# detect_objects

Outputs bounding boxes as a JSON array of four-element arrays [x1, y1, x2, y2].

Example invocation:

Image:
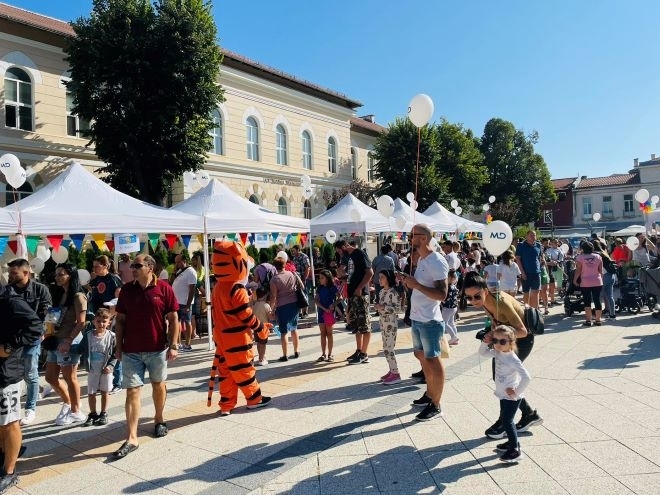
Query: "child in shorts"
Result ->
[[252, 288, 273, 366], [314, 270, 338, 362], [78, 308, 117, 426]]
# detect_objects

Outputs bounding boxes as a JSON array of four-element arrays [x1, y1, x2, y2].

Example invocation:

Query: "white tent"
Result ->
[[423, 202, 485, 232], [310, 193, 391, 235], [171, 179, 310, 234], [609, 225, 647, 237], [392, 198, 454, 232], [0, 162, 201, 234]]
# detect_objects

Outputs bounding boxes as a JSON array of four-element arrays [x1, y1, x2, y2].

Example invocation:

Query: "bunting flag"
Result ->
[[147, 233, 160, 250], [69, 234, 85, 251], [197, 234, 205, 245], [0, 237, 7, 257], [7, 240, 17, 255], [227, 233, 237, 241], [180, 235, 192, 250], [314, 238, 324, 247], [239, 233, 248, 245], [25, 235, 40, 256], [92, 233, 106, 251], [271, 232, 279, 242], [139, 241, 146, 252], [165, 234, 178, 250], [248, 233, 255, 245], [285, 234, 292, 245], [300, 233, 308, 245], [46, 235, 64, 251], [105, 240, 115, 252]]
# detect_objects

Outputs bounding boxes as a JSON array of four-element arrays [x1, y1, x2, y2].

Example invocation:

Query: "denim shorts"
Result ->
[[122, 351, 168, 388], [411, 320, 445, 358], [521, 274, 541, 292], [276, 302, 299, 335], [178, 307, 192, 324], [46, 349, 82, 367]]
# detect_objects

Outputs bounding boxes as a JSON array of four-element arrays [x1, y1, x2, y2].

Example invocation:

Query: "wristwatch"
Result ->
[[3, 344, 14, 354], [169, 345, 178, 350]]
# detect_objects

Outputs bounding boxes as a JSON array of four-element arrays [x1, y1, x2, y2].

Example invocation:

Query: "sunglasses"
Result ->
[[465, 294, 482, 301], [493, 338, 512, 346], [130, 263, 145, 269]]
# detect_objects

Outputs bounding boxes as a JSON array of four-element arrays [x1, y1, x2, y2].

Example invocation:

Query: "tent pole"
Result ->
[[202, 219, 213, 351]]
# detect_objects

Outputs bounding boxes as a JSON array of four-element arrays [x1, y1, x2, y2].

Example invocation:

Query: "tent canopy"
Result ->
[[392, 198, 454, 232], [423, 202, 485, 232], [310, 193, 391, 235], [0, 162, 200, 235], [609, 225, 647, 237], [171, 179, 309, 234]]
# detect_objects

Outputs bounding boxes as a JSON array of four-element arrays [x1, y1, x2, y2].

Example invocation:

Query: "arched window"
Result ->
[[275, 124, 287, 165], [4, 67, 33, 131], [249, 194, 260, 205], [246, 117, 259, 161], [328, 137, 337, 173], [350, 148, 357, 179], [278, 197, 288, 215], [303, 199, 312, 219], [5, 181, 33, 206], [66, 91, 91, 137], [210, 109, 223, 155], [301, 130, 312, 170], [367, 152, 375, 182]]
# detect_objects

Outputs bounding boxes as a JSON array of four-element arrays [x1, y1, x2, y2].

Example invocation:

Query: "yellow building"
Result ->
[[0, 3, 384, 218]]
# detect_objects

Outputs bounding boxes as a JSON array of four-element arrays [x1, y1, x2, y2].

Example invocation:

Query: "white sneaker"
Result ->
[[20, 409, 36, 426], [54, 403, 71, 425], [67, 410, 86, 424], [41, 383, 53, 399]]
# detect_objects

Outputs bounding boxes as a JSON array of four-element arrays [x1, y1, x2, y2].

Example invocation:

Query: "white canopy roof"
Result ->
[[423, 202, 485, 232], [392, 198, 454, 232], [609, 225, 647, 237], [0, 162, 201, 235], [171, 179, 309, 233], [310, 193, 391, 235]]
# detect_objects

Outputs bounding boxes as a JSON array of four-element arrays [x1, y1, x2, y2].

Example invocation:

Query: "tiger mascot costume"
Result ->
[[207, 240, 271, 415]]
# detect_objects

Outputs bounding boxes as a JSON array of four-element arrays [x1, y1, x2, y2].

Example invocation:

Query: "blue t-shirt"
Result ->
[[317, 285, 338, 309], [516, 241, 542, 276]]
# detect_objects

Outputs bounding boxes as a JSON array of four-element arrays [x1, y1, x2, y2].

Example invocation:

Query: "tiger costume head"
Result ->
[[212, 240, 251, 284]]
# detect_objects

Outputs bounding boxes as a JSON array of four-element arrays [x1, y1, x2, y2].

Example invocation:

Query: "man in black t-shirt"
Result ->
[[334, 240, 373, 364]]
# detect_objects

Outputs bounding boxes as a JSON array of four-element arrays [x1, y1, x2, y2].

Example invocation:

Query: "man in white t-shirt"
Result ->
[[171, 254, 197, 351], [401, 224, 448, 423], [441, 241, 461, 271]]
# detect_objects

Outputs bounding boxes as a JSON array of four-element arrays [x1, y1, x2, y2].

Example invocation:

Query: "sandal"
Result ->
[[114, 441, 139, 459], [154, 422, 168, 438], [278, 356, 288, 362], [316, 355, 326, 362], [594, 321, 602, 326], [582, 321, 592, 327]]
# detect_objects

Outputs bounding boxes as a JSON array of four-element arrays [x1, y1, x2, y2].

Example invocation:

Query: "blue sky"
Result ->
[[6, 0, 660, 180]]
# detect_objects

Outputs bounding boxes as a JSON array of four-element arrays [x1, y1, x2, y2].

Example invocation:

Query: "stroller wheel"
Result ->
[[630, 303, 641, 315], [614, 302, 621, 313]]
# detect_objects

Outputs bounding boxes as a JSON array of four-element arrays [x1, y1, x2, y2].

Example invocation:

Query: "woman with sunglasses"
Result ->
[[45, 264, 88, 426], [463, 272, 543, 438]]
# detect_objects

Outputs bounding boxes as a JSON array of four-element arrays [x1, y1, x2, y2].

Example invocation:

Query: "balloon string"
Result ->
[[12, 189, 23, 236], [414, 125, 421, 231]]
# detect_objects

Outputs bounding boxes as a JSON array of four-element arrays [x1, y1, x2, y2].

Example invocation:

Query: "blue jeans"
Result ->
[[602, 272, 616, 316], [500, 398, 522, 449], [411, 320, 445, 358], [23, 344, 40, 411], [113, 360, 123, 388]]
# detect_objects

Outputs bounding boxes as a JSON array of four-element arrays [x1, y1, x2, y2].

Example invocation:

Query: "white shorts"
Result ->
[[0, 383, 21, 426], [88, 371, 113, 395]]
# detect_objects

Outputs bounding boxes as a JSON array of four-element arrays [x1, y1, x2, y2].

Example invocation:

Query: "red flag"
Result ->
[[105, 240, 115, 252], [239, 233, 248, 245], [165, 234, 179, 250], [300, 233, 308, 245], [46, 235, 64, 251], [7, 240, 17, 255]]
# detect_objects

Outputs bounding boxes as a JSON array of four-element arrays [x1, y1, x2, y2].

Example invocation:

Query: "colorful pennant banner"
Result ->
[[0, 237, 8, 257], [69, 234, 85, 251], [147, 233, 160, 250], [180, 235, 192, 250], [165, 234, 178, 250], [46, 235, 64, 251], [25, 235, 40, 256]]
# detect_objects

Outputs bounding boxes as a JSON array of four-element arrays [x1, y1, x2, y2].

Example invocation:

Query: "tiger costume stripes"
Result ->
[[207, 241, 271, 415]]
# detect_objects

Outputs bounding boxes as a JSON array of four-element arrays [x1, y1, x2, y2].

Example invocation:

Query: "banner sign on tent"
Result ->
[[254, 233, 271, 249], [114, 234, 140, 254]]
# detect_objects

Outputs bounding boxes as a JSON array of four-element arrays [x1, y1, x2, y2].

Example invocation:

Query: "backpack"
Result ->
[[523, 306, 545, 335], [603, 257, 617, 275]]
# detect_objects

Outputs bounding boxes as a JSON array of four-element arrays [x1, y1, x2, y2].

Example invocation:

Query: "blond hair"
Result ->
[[492, 324, 518, 352]]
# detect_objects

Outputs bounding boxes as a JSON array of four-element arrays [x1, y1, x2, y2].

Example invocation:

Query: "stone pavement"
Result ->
[[12, 303, 660, 494]]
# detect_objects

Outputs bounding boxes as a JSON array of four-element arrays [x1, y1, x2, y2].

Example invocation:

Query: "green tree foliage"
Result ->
[[479, 118, 556, 226], [322, 179, 378, 209], [65, 0, 224, 204]]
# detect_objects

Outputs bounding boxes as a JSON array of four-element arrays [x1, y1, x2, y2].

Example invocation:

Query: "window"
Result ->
[[582, 197, 592, 216], [624, 194, 634, 215], [367, 152, 375, 182], [275, 124, 287, 165], [350, 148, 357, 179], [4, 67, 32, 131], [210, 109, 223, 155], [249, 194, 260, 205], [246, 117, 259, 161], [602, 195, 613, 215], [5, 181, 32, 206], [301, 131, 312, 170], [278, 197, 288, 215], [327, 137, 337, 173], [66, 92, 90, 137], [303, 199, 312, 219]]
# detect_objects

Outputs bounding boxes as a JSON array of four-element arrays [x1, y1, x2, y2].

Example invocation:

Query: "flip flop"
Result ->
[[113, 441, 138, 459], [154, 422, 168, 438]]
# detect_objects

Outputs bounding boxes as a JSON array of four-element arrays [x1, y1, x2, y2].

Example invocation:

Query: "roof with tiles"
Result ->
[[0, 3, 362, 110], [350, 117, 387, 136], [551, 178, 577, 190], [575, 173, 640, 189]]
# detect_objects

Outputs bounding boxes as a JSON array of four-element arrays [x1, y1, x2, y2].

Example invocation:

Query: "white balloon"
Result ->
[[51, 246, 69, 264], [450, 200, 458, 209], [652, 195, 659, 205], [407, 94, 434, 127], [300, 175, 311, 187], [376, 195, 395, 217], [406, 192, 415, 202], [483, 220, 513, 256], [36, 245, 50, 261], [29, 257, 45, 274], [559, 243, 570, 254], [0, 153, 21, 177], [635, 188, 650, 203], [454, 206, 462, 215], [302, 187, 313, 199], [488, 195, 496, 204], [276, 250, 288, 262], [6, 167, 26, 189], [395, 215, 406, 229], [325, 230, 337, 243], [482, 203, 490, 212], [350, 208, 361, 222], [77, 269, 91, 286], [592, 212, 601, 222], [626, 236, 639, 250], [196, 170, 211, 187], [410, 200, 418, 210]]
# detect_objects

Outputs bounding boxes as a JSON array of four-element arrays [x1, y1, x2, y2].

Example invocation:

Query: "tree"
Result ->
[[322, 179, 378, 209], [65, 0, 224, 204], [479, 118, 555, 226]]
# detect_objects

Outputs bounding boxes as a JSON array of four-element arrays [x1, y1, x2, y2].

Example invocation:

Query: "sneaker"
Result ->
[[290, 352, 300, 359], [110, 386, 122, 395], [94, 411, 108, 426], [54, 403, 71, 425], [326, 355, 334, 362], [68, 410, 86, 424], [496, 441, 513, 452], [500, 448, 523, 463], [359, 353, 369, 363], [347, 354, 362, 365], [83, 412, 98, 427], [485, 419, 506, 439], [40, 383, 53, 399], [411, 369, 424, 379], [415, 403, 443, 422], [255, 359, 268, 366], [316, 355, 326, 362], [247, 396, 272, 409], [382, 373, 401, 385], [154, 422, 168, 437], [346, 350, 360, 362], [179, 344, 193, 352], [412, 393, 432, 407], [380, 371, 393, 381], [0, 472, 18, 493], [448, 338, 460, 346], [516, 411, 543, 432], [20, 409, 36, 426], [277, 356, 288, 362]]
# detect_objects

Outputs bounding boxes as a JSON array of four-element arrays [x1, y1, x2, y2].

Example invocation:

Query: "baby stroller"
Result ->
[[563, 260, 584, 316], [639, 266, 660, 315], [615, 276, 646, 314]]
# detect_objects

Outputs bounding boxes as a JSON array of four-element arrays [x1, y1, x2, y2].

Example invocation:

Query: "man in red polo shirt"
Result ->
[[112, 254, 180, 459]]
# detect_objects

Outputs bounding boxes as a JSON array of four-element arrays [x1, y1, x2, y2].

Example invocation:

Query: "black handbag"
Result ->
[[295, 286, 309, 309]]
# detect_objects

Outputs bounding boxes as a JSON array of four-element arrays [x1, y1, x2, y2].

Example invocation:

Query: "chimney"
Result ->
[[634, 158, 639, 167], [359, 114, 375, 124]]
